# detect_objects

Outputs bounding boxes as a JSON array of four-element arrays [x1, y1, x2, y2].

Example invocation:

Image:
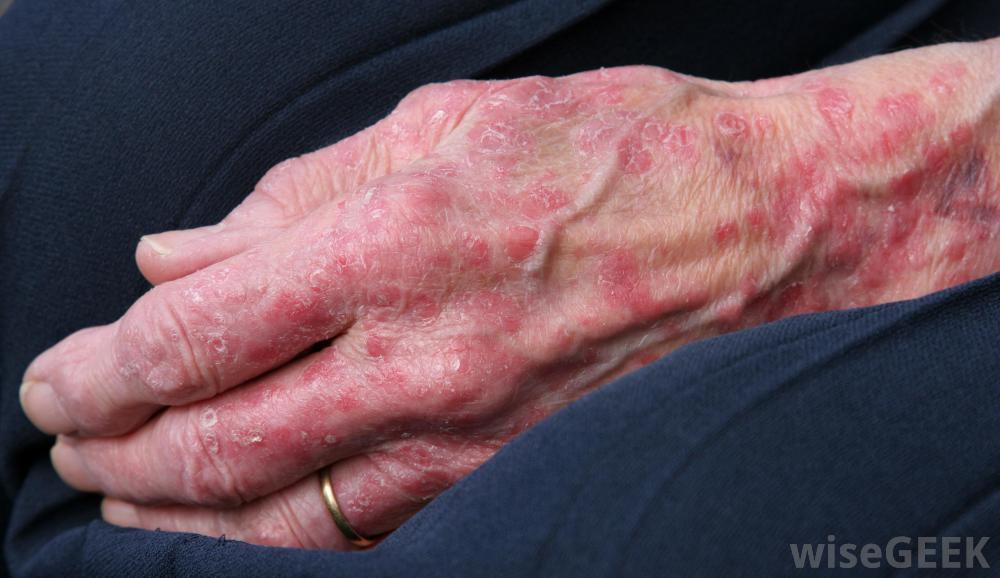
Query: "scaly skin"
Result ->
[[20, 39, 1000, 549]]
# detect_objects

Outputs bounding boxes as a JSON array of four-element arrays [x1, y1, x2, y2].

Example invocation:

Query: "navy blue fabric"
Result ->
[[2, 0, 999, 576]]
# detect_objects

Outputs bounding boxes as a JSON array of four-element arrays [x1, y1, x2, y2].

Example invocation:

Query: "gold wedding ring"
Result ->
[[319, 465, 376, 548]]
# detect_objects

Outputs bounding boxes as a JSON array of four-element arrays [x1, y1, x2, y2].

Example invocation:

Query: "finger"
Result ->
[[48, 322, 516, 506], [137, 222, 286, 286], [22, 207, 359, 436], [137, 80, 489, 286], [136, 141, 363, 287], [50, 336, 378, 505], [100, 436, 493, 550]]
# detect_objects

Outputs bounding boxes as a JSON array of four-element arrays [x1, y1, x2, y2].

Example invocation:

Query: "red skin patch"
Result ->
[[642, 121, 697, 154], [713, 221, 739, 246], [816, 87, 854, 135], [301, 356, 347, 385], [821, 180, 864, 271], [598, 249, 641, 302], [945, 236, 969, 262], [636, 351, 661, 366], [770, 146, 831, 238], [713, 112, 750, 164], [597, 249, 658, 319], [402, 181, 452, 223], [715, 112, 748, 138], [949, 124, 974, 148], [521, 185, 570, 219], [890, 168, 924, 199], [332, 390, 361, 413], [874, 92, 927, 160], [618, 119, 699, 174], [365, 334, 392, 358], [408, 294, 442, 321], [504, 226, 539, 262], [245, 343, 283, 367], [262, 290, 322, 325], [329, 250, 365, 280], [618, 134, 653, 174], [666, 124, 697, 149]]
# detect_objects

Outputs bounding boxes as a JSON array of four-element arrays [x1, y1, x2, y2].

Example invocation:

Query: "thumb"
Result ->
[[137, 80, 488, 285]]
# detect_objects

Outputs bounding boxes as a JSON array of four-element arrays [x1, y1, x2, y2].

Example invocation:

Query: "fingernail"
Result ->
[[51, 439, 100, 492], [102, 498, 139, 527], [140, 235, 172, 256], [20, 381, 76, 435], [19, 380, 35, 406]]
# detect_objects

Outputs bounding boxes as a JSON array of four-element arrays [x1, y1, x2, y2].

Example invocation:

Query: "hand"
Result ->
[[21, 39, 1000, 549]]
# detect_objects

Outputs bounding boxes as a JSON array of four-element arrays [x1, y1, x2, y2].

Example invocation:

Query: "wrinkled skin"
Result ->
[[20, 39, 1000, 549]]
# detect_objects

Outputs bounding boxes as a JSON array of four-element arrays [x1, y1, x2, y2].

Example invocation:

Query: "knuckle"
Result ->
[[388, 80, 488, 145], [352, 189, 436, 260], [372, 168, 459, 229], [400, 79, 485, 108], [433, 378, 502, 421], [389, 182, 451, 226], [118, 296, 220, 407], [253, 156, 318, 218], [404, 344, 518, 422], [392, 375, 479, 422], [394, 82, 447, 112], [53, 386, 104, 433], [175, 411, 246, 507], [370, 438, 491, 503], [369, 444, 449, 502], [264, 494, 317, 549], [241, 513, 304, 548], [41, 327, 116, 432]]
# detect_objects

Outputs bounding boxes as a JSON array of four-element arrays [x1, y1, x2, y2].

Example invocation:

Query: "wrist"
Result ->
[[746, 42, 1000, 319], [528, 45, 999, 370]]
